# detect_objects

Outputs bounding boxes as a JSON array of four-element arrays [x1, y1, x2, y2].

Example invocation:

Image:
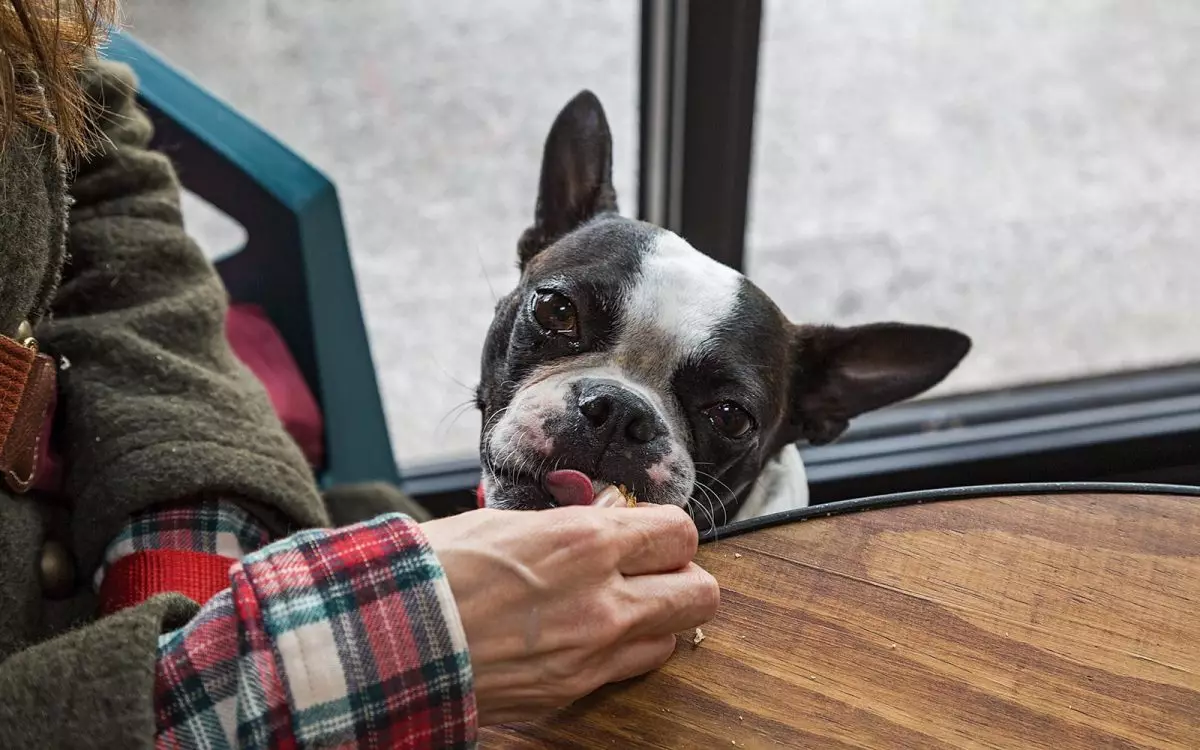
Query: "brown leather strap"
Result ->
[[0, 334, 56, 494], [0, 335, 35, 439]]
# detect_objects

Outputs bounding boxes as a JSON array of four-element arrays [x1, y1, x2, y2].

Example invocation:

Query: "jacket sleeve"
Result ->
[[39, 58, 329, 579], [0, 594, 199, 750]]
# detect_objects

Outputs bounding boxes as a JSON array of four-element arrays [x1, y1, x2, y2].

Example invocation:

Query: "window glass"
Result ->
[[749, 2, 1200, 398], [125, 0, 640, 464]]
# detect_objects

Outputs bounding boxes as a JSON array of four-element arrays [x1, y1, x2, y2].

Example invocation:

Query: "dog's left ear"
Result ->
[[517, 90, 619, 270], [788, 323, 971, 445]]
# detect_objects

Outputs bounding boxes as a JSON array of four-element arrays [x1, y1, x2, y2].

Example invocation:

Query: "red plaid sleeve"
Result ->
[[153, 513, 477, 749]]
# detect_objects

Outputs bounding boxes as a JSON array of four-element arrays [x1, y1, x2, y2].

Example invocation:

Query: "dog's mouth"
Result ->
[[543, 469, 600, 506], [485, 456, 632, 508]]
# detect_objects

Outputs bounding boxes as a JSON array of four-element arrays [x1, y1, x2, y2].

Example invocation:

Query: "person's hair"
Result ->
[[0, 0, 116, 157]]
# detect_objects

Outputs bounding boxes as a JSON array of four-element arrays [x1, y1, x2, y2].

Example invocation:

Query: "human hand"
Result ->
[[420, 504, 718, 725]]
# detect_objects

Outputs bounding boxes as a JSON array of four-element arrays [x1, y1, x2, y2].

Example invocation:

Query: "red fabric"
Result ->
[[226, 304, 325, 468], [99, 549, 233, 615], [476, 483, 485, 508]]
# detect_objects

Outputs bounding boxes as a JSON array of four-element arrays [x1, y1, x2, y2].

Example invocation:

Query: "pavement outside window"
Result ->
[[125, 0, 1200, 466]]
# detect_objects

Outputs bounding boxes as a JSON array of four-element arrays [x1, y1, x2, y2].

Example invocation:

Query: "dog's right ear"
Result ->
[[518, 90, 619, 270]]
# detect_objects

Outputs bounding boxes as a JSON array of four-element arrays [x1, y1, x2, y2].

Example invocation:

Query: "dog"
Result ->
[[475, 91, 970, 529]]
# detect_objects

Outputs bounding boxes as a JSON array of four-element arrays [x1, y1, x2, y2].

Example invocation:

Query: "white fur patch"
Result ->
[[485, 380, 568, 463], [731, 444, 810, 522], [618, 230, 743, 379]]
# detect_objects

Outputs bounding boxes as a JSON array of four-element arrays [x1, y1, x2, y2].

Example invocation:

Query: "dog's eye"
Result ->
[[532, 291, 579, 337], [704, 401, 754, 439]]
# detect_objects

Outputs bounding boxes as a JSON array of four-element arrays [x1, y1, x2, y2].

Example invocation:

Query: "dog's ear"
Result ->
[[787, 323, 971, 445], [517, 90, 618, 270]]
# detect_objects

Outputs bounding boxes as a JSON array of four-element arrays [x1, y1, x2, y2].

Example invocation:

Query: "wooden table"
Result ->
[[481, 488, 1200, 749]]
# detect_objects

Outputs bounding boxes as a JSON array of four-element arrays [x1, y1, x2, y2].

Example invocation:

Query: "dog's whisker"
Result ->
[[430, 358, 477, 396], [696, 492, 718, 533], [690, 481, 720, 532], [437, 399, 477, 436], [480, 407, 510, 443], [694, 469, 737, 527], [476, 244, 499, 304]]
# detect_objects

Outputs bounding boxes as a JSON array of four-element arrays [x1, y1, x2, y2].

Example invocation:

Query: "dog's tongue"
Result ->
[[544, 470, 595, 506]]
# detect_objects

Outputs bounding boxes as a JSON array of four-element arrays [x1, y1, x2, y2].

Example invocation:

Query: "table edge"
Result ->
[[703, 481, 1200, 543]]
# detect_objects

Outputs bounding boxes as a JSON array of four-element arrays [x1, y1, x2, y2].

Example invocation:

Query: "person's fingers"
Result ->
[[593, 485, 627, 508], [597, 633, 679, 685], [620, 562, 720, 638], [609, 503, 699, 576]]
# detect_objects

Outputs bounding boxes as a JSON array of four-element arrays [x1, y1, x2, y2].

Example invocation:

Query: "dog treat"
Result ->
[[618, 484, 637, 507]]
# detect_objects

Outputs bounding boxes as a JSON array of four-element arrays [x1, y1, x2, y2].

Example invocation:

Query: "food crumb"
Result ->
[[738, 716, 744, 722], [733, 553, 743, 559], [692, 628, 706, 646], [59, 355, 71, 370], [889, 643, 897, 650], [808, 675, 816, 680], [618, 484, 638, 507]]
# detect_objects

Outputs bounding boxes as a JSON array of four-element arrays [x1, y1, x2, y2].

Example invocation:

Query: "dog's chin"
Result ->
[[483, 476, 558, 511]]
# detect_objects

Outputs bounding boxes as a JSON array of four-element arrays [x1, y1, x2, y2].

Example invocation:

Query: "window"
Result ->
[[124, 1, 1200, 515], [640, 0, 1200, 511], [182, 190, 246, 265], [749, 1, 1200, 397]]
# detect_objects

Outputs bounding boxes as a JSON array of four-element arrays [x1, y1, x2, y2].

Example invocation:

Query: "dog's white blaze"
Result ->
[[619, 231, 742, 370]]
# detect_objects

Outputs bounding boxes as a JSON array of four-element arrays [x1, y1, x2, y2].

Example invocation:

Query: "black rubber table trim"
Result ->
[[699, 481, 1200, 543]]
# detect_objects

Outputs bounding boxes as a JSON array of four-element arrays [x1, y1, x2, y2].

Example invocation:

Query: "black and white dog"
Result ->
[[475, 91, 970, 529]]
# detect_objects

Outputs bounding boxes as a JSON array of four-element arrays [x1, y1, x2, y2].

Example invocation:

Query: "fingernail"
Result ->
[[593, 486, 625, 507]]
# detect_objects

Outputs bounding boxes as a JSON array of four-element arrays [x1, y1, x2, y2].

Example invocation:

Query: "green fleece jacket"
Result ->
[[0, 59, 415, 748]]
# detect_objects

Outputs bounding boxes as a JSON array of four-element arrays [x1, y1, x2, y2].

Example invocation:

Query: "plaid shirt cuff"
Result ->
[[98, 499, 270, 589], [154, 513, 478, 749]]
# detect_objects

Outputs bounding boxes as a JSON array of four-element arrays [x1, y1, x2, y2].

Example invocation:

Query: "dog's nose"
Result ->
[[577, 380, 665, 445]]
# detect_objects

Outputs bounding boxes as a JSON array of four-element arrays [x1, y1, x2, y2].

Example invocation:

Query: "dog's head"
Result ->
[[476, 91, 970, 527]]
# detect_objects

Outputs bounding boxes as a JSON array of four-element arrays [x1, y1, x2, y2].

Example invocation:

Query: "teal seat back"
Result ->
[[102, 33, 400, 489]]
